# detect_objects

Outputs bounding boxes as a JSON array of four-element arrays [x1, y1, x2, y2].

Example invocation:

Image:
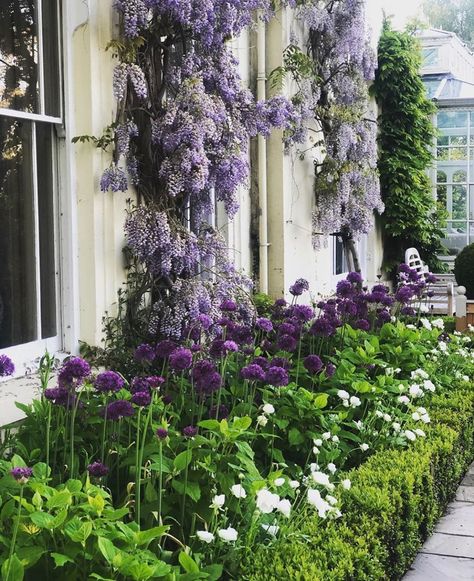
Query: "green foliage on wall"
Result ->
[[371, 22, 446, 272]]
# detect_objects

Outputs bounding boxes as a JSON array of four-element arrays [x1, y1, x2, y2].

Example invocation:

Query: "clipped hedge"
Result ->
[[241, 384, 474, 581]]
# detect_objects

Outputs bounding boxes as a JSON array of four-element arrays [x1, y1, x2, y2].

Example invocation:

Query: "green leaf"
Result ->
[[46, 490, 72, 510], [174, 450, 193, 472], [135, 525, 168, 546], [103, 507, 130, 521], [172, 479, 201, 502], [30, 511, 55, 529], [65, 479, 83, 493], [32, 463, 50, 480], [65, 518, 93, 544], [179, 551, 200, 574], [288, 427, 304, 446], [232, 416, 252, 431], [1, 554, 24, 581], [16, 546, 44, 568], [197, 419, 220, 430], [203, 564, 224, 581], [314, 393, 328, 409], [98, 537, 117, 564], [50, 553, 75, 568], [88, 494, 105, 515]]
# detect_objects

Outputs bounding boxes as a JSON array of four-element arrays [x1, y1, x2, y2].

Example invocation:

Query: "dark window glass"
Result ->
[[42, 0, 60, 117]]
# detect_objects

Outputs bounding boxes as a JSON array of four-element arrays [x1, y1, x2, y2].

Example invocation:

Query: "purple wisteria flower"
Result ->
[[183, 425, 198, 438], [11, 467, 33, 484], [87, 462, 109, 478], [169, 347, 193, 371], [265, 366, 289, 387], [256, 317, 273, 332], [105, 400, 135, 420], [289, 278, 309, 296], [58, 357, 91, 388], [198, 313, 212, 330], [303, 355, 323, 374], [0, 355, 14, 377], [156, 428, 169, 440], [94, 371, 124, 393], [241, 363, 266, 382], [131, 391, 152, 407], [134, 343, 156, 362]]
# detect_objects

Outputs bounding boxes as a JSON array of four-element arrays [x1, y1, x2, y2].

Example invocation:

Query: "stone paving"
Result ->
[[404, 463, 474, 580]]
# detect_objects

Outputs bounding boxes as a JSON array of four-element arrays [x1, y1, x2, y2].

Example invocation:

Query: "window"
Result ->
[[435, 109, 474, 254], [332, 234, 348, 276], [0, 1, 62, 355], [422, 48, 439, 68]]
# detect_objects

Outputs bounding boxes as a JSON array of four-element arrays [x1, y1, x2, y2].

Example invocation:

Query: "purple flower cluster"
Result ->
[[105, 400, 135, 421], [87, 462, 109, 478], [241, 363, 266, 382], [0, 354, 14, 377], [58, 357, 91, 389], [191, 360, 222, 396], [265, 366, 289, 387], [11, 467, 33, 483], [94, 371, 124, 393], [169, 347, 193, 372], [289, 278, 309, 297], [134, 343, 156, 362]]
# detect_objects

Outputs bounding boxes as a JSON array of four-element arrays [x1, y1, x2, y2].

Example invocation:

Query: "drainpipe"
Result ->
[[257, 12, 269, 294]]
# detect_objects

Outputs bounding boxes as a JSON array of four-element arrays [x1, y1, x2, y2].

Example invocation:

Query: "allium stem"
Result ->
[[158, 441, 163, 524], [6, 486, 23, 581], [180, 439, 191, 538], [135, 407, 142, 524], [46, 402, 52, 472], [101, 395, 108, 463]]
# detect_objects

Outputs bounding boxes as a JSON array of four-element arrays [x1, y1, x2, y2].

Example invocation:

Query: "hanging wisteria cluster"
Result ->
[[103, 0, 299, 340], [285, 0, 383, 252]]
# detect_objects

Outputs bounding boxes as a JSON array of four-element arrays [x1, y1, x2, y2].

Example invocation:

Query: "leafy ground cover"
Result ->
[[0, 266, 472, 580]]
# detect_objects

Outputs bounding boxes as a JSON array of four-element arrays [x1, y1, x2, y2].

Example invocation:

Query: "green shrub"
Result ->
[[454, 243, 474, 299], [241, 381, 474, 581]]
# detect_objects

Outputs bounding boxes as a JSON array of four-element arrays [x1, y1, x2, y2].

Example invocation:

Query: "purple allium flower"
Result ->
[[278, 322, 297, 337], [338, 300, 358, 316], [209, 340, 226, 358], [256, 317, 273, 332], [192, 360, 216, 381], [94, 371, 124, 393], [395, 286, 414, 304], [265, 366, 289, 387], [354, 319, 370, 331], [372, 284, 389, 294], [169, 347, 193, 372], [289, 278, 309, 296], [220, 299, 237, 311], [336, 280, 354, 298], [198, 314, 212, 330], [398, 263, 411, 274], [401, 306, 416, 316], [274, 298, 287, 307], [131, 377, 151, 394], [347, 272, 363, 284], [209, 404, 229, 420], [44, 387, 72, 407], [377, 310, 391, 324], [156, 428, 169, 440], [252, 356, 270, 370], [326, 363, 336, 377], [134, 343, 156, 362], [223, 340, 238, 353], [206, 372, 223, 393], [241, 363, 266, 382], [105, 400, 135, 420], [0, 355, 14, 377], [277, 334, 297, 352], [58, 357, 91, 388], [303, 354, 323, 374], [131, 390, 152, 407], [11, 467, 33, 484], [271, 357, 291, 370], [309, 318, 335, 337], [289, 304, 314, 322], [87, 462, 109, 478], [148, 376, 165, 389], [183, 425, 198, 438], [155, 340, 177, 359]]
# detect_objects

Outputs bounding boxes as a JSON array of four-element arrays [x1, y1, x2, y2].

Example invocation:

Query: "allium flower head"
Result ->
[[256, 317, 273, 332], [347, 272, 363, 284], [11, 467, 33, 484], [134, 343, 156, 362], [277, 334, 297, 352], [94, 371, 124, 393], [265, 366, 289, 387], [304, 354, 323, 374], [156, 428, 169, 440], [289, 278, 309, 296], [131, 377, 151, 394], [58, 357, 91, 388], [241, 363, 266, 382], [183, 425, 198, 438], [131, 391, 152, 407], [87, 462, 109, 478], [155, 340, 177, 359], [0, 354, 15, 377], [105, 400, 135, 420], [169, 347, 193, 371]]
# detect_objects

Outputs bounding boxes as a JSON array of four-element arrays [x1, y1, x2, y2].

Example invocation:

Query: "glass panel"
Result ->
[[437, 184, 447, 208], [438, 111, 468, 129], [0, 1, 39, 113], [437, 170, 447, 183], [469, 185, 474, 220], [437, 135, 449, 146], [0, 118, 37, 347], [453, 170, 467, 183], [451, 135, 467, 146], [445, 221, 467, 255], [36, 122, 56, 338], [452, 185, 467, 220], [437, 147, 449, 160], [42, 0, 60, 117], [449, 147, 468, 160], [422, 48, 439, 66]]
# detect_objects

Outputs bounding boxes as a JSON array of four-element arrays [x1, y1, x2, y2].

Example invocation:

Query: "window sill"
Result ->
[[0, 374, 41, 427]]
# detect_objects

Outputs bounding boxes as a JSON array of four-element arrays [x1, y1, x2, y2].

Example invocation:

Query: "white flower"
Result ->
[[310, 462, 319, 472], [386, 367, 394, 376], [420, 318, 432, 330], [218, 527, 238, 542], [257, 415, 268, 427], [313, 446, 320, 455], [261, 524, 279, 537], [398, 395, 410, 404], [432, 318, 445, 330], [375, 410, 383, 418], [326, 495, 338, 505], [289, 480, 300, 489], [360, 443, 369, 452], [262, 403, 275, 415], [404, 429, 416, 441], [406, 324, 416, 330], [383, 414, 392, 422], [409, 384, 423, 397], [343, 400, 350, 407], [411, 369, 429, 380], [327, 463, 337, 474], [332, 435, 339, 443], [256, 489, 280, 514], [463, 375, 470, 382], [322, 432, 331, 440], [311, 471, 332, 487], [274, 477, 285, 487], [423, 380, 435, 392], [196, 530, 215, 543], [342, 479, 351, 490], [417, 407, 427, 414], [414, 428, 426, 437], [313, 438, 323, 447], [210, 494, 225, 510], [231, 484, 247, 499], [412, 412, 420, 421], [350, 396, 361, 407], [395, 368, 401, 374], [337, 390, 350, 400], [277, 498, 291, 517], [439, 341, 448, 352], [392, 422, 401, 432], [307, 489, 331, 518], [421, 414, 430, 424]]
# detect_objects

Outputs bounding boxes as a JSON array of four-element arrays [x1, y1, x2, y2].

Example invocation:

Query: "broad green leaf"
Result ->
[[88, 494, 105, 515], [30, 511, 55, 529], [1, 554, 24, 581], [65, 479, 83, 493], [144, 482, 158, 502], [50, 553, 75, 567], [97, 537, 117, 564], [203, 564, 224, 581], [314, 393, 328, 409], [197, 419, 220, 430], [16, 546, 44, 567], [179, 551, 200, 574], [65, 518, 93, 544], [135, 525, 169, 546], [47, 490, 72, 510], [32, 463, 50, 480], [174, 450, 193, 472], [32, 492, 43, 510], [232, 416, 252, 431], [172, 480, 201, 502], [103, 507, 129, 521], [288, 427, 304, 446]]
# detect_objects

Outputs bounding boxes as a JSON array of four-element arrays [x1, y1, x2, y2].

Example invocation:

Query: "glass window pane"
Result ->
[[470, 185, 474, 220], [450, 135, 467, 146], [36, 123, 56, 338], [0, 118, 37, 347], [444, 221, 467, 255], [449, 147, 468, 160], [437, 147, 449, 160], [437, 170, 447, 183], [437, 136, 449, 146], [452, 185, 467, 220], [0, 1, 39, 113], [42, 0, 60, 117], [453, 170, 467, 183], [438, 111, 468, 129]]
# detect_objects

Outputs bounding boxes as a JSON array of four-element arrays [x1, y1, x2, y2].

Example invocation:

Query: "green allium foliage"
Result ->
[[372, 21, 446, 272]]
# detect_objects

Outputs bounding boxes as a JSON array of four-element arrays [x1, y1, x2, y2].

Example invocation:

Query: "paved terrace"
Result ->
[[404, 462, 474, 580]]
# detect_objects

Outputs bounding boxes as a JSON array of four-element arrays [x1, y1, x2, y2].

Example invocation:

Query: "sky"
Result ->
[[366, 0, 425, 32]]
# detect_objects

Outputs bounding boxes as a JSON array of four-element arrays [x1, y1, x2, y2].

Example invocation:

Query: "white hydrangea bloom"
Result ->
[[218, 527, 238, 542], [256, 489, 280, 514], [196, 530, 215, 543]]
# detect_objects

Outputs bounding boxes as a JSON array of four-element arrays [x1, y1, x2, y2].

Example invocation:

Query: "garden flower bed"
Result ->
[[0, 267, 472, 580]]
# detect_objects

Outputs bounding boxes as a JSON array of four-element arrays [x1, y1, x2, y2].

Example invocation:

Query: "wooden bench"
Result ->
[[404, 247, 457, 316]]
